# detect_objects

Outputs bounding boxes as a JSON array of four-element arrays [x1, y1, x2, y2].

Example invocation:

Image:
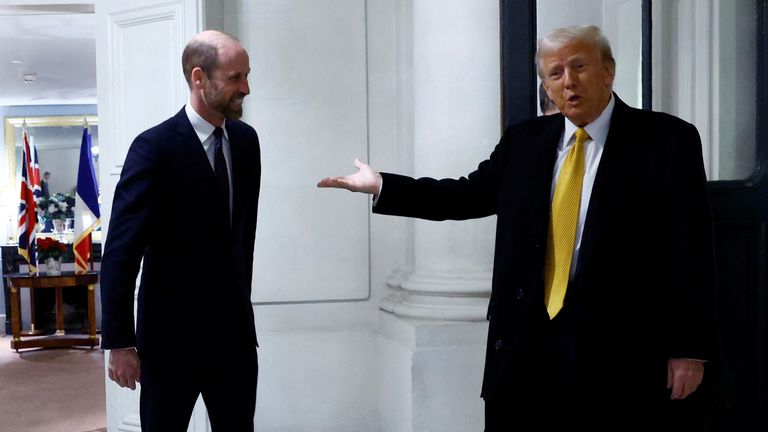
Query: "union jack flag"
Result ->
[[18, 128, 42, 271]]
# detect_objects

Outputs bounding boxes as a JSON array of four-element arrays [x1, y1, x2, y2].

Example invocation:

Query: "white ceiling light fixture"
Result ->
[[23, 73, 36, 84], [0, 4, 95, 16]]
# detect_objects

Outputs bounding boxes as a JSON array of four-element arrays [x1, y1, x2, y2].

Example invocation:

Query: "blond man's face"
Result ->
[[541, 41, 614, 127]]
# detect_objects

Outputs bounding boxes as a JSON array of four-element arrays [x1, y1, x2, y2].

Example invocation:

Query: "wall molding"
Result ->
[[106, 3, 186, 169]]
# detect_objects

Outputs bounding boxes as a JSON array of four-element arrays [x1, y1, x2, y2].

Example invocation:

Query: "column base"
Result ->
[[376, 311, 488, 432], [380, 294, 489, 321], [381, 270, 490, 321]]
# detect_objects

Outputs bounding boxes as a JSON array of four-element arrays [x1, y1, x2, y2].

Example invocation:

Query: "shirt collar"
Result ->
[[184, 101, 228, 143], [561, 93, 614, 149]]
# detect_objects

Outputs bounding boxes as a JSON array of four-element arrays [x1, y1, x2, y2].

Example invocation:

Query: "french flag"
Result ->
[[74, 127, 101, 273]]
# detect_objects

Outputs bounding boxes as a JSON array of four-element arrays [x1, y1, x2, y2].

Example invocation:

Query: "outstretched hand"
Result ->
[[317, 158, 382, 195]]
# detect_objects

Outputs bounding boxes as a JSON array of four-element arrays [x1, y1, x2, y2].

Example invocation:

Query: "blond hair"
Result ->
[[535, 25, 615, 79]]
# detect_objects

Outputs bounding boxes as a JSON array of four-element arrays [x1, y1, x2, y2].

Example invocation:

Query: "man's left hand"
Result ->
[[667, 358, 704, 399]]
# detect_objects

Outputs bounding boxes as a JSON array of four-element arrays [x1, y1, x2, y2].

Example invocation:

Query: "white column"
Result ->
[[376, 312, 487, 432], [380, 0, 500, 321], [375, 3, 499, 429]]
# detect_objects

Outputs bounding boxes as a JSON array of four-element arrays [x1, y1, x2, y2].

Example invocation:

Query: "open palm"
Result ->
[[317, 158, 382, 194]]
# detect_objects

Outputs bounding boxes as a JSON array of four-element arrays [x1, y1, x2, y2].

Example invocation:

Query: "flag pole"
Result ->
[[85, 117, 93, 272]]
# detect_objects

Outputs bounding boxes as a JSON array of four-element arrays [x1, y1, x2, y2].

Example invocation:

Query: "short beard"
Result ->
[[203, 82, 243, 120]]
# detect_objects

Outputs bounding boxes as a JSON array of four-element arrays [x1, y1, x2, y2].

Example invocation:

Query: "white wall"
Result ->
[[256, 330, 377, 431], [225, 0, 371, 304], [232, 0, 402, 429]]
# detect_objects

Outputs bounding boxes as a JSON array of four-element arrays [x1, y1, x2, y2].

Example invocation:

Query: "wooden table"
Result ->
[[5, 271, 100, 351]]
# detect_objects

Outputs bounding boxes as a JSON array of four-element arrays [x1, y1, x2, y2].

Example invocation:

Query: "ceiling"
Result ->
[[0, 3, 96, 106]]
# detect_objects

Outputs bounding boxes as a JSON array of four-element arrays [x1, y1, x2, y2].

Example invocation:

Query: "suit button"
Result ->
[[516, 288, 524, 300], [495, 339, 503, 350]]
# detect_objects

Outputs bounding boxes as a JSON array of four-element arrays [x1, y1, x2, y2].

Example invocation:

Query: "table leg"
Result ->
[[10, 286, 21, 352], [55, 287, 65, 336], [87, 284, 97, 347], [20, 288, 44, 337], [29, 287, 36, 333]]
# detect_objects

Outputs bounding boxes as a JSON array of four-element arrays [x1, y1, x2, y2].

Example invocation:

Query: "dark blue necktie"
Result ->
[[212, 127, 230, 223]]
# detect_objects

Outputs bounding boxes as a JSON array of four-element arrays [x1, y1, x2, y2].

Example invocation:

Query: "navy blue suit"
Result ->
[[100, 107, 261, 430], [373, 96, 716, 428]]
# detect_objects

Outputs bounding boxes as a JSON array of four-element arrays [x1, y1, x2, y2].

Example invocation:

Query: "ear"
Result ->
[[190, 67, 205, 88], [542, 80, 553, 99], [602, 64, 615, 88]]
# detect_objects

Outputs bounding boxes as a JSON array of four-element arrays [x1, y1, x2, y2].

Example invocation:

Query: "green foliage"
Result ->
[[39, 193, 75, 220]]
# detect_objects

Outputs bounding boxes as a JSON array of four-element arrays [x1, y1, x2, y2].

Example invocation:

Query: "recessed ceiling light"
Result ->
[[11, 60, 22, 64], [23, 73, 36, 84]]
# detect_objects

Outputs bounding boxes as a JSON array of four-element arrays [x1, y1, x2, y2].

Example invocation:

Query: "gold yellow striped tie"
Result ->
[[544, 127, 589, 319]]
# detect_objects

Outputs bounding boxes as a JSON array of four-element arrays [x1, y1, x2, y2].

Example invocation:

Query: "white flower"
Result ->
[[48, 204, 56, 213]]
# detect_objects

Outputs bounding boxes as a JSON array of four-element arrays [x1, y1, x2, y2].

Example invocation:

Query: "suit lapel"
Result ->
[[530, 116, 564, 243], [576, 96, 633, 276], [175, 108, 236, 233], [174, 108, 217, 179], [226, 122, 246, 230]]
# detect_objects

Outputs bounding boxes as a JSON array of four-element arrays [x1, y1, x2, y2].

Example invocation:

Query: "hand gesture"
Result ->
[[317, 158, 382, 195]]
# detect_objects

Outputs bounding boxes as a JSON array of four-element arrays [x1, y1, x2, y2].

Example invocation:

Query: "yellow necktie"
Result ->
[[544, 127, 589, 319]]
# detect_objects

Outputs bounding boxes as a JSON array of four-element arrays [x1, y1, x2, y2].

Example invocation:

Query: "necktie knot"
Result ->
[[213, 127, 224, 150], [573, 127, 589, 147]]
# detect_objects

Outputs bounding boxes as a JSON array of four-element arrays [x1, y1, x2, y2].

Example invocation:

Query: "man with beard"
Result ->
[[100, 30, 261, 431]]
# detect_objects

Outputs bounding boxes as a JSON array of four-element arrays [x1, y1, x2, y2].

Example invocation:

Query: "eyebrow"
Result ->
[[224, 68, 250, 77]]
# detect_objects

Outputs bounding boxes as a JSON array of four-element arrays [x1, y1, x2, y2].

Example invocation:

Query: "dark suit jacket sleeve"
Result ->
[[100, 134, 161, 350], [662, 122, 717, 360], [240, 127, 261, 287], [373, 132, 516, 221]]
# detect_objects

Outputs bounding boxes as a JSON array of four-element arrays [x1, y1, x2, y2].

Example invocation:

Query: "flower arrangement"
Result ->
[[37, 237, 68, 261], [39, 193, 75, 221]]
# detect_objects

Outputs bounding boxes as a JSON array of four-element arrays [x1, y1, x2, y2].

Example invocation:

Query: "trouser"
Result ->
[[139, 346, 258, 432], [483, 308, 715, 431]]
